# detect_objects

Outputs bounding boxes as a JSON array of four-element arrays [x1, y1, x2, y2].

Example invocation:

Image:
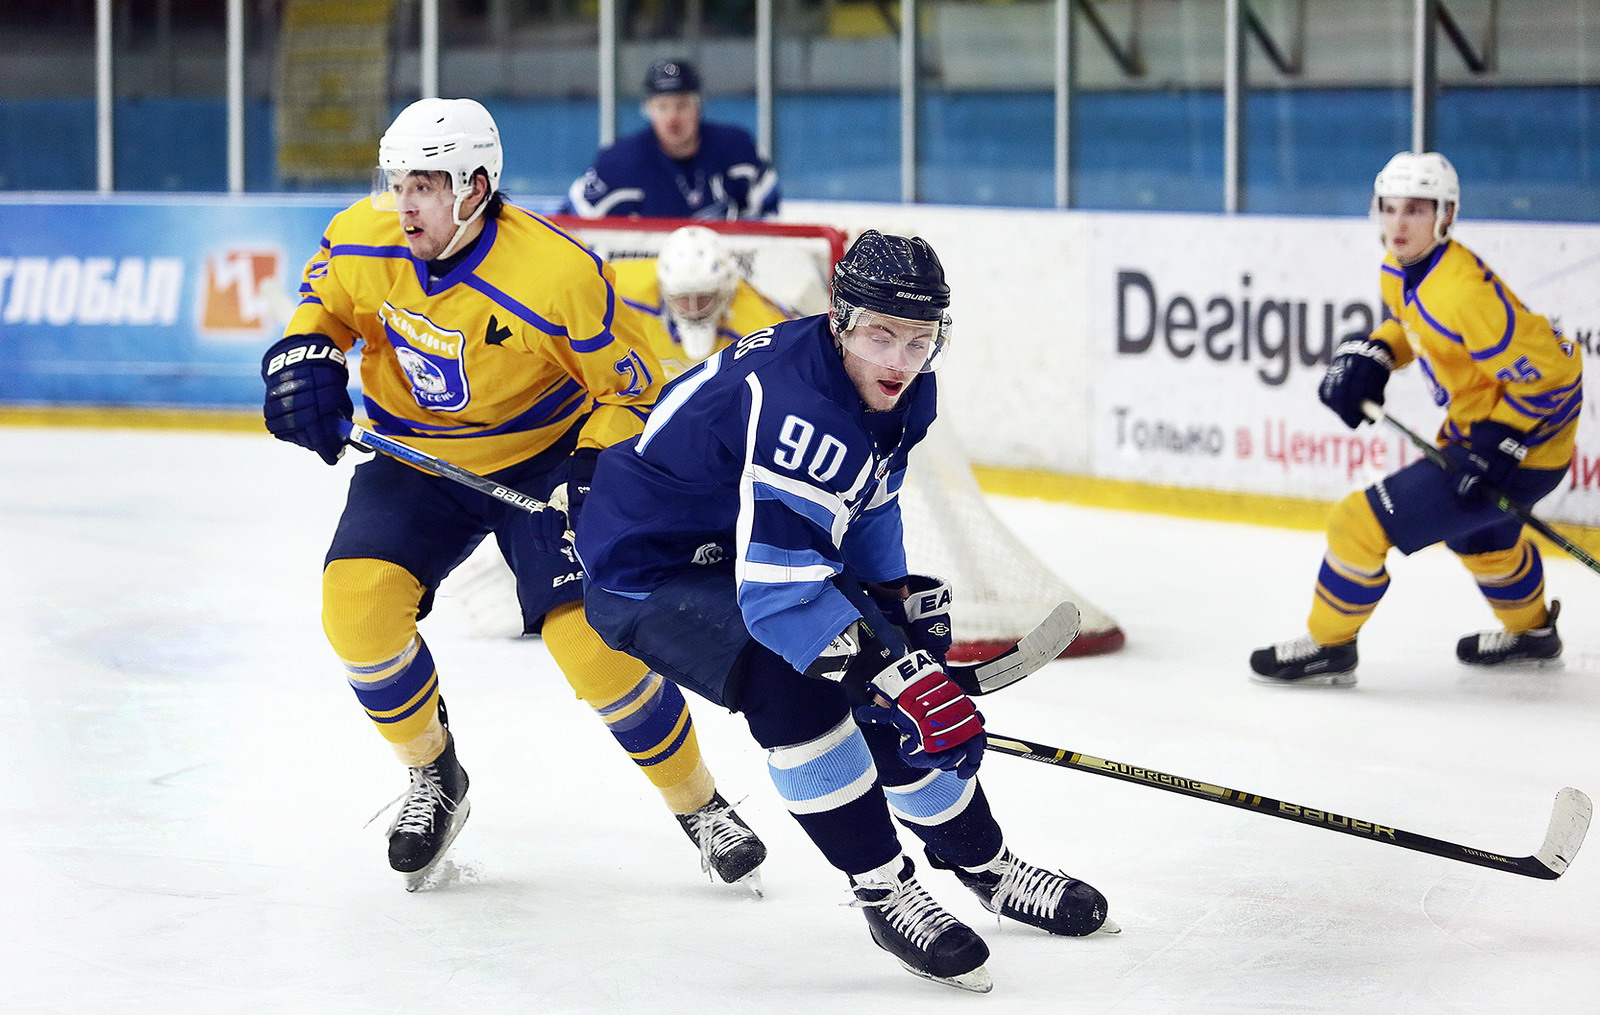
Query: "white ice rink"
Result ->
[[5, 425, 1597, 1015]]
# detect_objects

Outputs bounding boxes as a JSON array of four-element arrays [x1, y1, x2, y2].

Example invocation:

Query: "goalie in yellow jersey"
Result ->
[[1251, 151, 1582, 687], [260, 97, 766, 890], [609, 224, 796, 380]]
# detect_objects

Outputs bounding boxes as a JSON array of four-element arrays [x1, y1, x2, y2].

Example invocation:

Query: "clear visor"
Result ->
[[370, 168, 460, 212], [665, 289, 731, 324], [837, 308, 950, 374]]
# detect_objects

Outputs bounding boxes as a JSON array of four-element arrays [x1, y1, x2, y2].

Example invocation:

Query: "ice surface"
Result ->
[[4, 427, 1596, 1014]]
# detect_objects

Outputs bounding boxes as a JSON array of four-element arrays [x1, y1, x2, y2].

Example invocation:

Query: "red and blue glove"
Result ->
[[854, 648, 986, 780]]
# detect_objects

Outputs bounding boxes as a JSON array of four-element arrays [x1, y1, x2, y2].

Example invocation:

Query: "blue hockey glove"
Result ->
[[867, 574, 954, 665], [262, 334, 352, 466], [1447, 420, 1528, 504], [853, 647, 986, 780], [529, 447, 600, 553], [1318, 338, 1394, 429]]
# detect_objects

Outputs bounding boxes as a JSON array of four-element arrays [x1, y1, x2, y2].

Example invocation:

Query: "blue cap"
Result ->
[[643, 59, 701, 96]]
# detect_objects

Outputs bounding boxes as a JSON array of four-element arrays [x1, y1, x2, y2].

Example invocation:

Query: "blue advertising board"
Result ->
[[0, 194, 357, 409]]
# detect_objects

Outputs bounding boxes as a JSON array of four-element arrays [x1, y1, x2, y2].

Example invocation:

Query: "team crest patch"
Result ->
[[380, 303, 470, 410]]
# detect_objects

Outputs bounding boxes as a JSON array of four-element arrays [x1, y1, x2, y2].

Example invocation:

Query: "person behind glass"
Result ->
[[562, 58, 780, 220]]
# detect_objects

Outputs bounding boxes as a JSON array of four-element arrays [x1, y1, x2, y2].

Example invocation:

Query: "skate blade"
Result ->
[[1459, 656, 1564, 670], [733, 869, 765, 898], [398, 799, 472, 893], [1249, 670, 1356, 689], [898, 960, 993, 994], [1096, 917, 1123, 935]]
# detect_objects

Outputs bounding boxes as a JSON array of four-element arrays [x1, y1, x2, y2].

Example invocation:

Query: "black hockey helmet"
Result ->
[[830, 230, 952, 373], [830, 230, 950, 325], [643, 58, 701, 96]]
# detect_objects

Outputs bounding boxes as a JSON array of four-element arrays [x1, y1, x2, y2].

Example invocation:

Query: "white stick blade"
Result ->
[[974, 601, 1081, 693], [1534, 787, 1592, 877]]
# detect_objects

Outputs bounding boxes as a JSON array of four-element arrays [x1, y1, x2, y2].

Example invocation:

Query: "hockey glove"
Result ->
[[1318, 338, 1395, 429], [1447, 420, 1528, 504], [529, 447, 600, 553], [853, 647, 986, 780], [262, 334, 352, 466], [804, 615, 986, 777], [867, 574, 954, 664]]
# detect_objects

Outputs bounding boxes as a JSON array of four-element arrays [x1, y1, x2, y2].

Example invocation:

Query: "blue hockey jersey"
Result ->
[[562, 122, 781, 220], [576, 315, 935, 670]]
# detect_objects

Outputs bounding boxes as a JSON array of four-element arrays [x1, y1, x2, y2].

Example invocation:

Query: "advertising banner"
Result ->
[[0, 195, 351, 408], [1090, 212, 1600, 526]]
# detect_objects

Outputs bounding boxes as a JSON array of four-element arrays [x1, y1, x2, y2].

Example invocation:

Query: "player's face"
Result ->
[[645, 94, 702, 159], [387, 171, 479, 261], [839, 314, 939, 411], [1378, 195, 1450, 264]]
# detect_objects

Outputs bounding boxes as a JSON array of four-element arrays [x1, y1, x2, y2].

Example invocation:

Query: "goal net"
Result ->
[[446, 215, 1125, 660]]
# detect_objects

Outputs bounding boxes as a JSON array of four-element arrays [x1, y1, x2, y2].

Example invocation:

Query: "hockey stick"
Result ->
[[339, 418, 1076, 690], [987, 733, 1592, 880], [953, 601, 1080, 695], [1361, 401, 1600, 576], [337, 420, 550, 515]]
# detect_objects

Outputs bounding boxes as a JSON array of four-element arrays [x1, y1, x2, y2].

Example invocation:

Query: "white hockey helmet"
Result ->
[[374, 98, 503, 258], [378, 97, 503, 197], [657, 226, 739, 359], [1373, 151, 1459, 242]]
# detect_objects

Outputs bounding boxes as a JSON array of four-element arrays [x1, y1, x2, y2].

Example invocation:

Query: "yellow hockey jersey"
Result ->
[[608, 257, 793, 380], [283, 200, 662, 475], [1372, 239, 1583, 469]]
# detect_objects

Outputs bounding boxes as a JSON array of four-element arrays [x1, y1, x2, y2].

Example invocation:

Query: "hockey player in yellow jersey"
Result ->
[[609, 225, 794, 380], [1252, 151, 1582, 687], [261, 97, 765, 889]]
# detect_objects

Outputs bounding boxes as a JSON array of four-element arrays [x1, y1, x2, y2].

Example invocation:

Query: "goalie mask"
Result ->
[[657, 225, 739, 361], [830, 229, 952, 374], [373, 98, 503, 258], [1373, 150, 1459, 244]]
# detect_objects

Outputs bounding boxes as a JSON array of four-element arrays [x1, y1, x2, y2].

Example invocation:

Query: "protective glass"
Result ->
[[837, 307, 951, 374], [370, 168, 458, 213]]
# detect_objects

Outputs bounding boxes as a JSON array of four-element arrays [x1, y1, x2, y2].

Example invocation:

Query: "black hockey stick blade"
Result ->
[[338, 420, 549, 515], [1361, 401, 1600, 577], [950, 601, 1081, 696], [986, 733, 1593, 880]]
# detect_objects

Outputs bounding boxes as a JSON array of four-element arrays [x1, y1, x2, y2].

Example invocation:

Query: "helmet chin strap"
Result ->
[[435, 189, 488, 261]]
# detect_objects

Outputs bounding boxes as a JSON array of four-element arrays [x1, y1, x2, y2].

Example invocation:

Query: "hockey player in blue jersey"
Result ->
[[577, 231, 1113, 992], [561, 58, 780, 220]]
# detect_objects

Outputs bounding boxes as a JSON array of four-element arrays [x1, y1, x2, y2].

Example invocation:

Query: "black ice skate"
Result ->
[[386, 732, 470, 892], [927, 846, 1116, 937], [850, 855, 991, 993], [1458, 600, 1563, 666], [676, 791, 767, 891], [1249, 634, 1358, 687]]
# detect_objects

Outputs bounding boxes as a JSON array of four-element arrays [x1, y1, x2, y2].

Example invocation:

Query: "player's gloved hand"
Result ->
[[1318, 338, 1395, 429], [1448, 420, 1528, 504], [529, 447, 600, 553], [261, 334, 351, 466], [867, 574, 954, 665], [853, 646, 986, 780]]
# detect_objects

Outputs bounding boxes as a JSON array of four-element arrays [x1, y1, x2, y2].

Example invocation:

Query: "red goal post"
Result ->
[[545, 215, 845, 317]]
